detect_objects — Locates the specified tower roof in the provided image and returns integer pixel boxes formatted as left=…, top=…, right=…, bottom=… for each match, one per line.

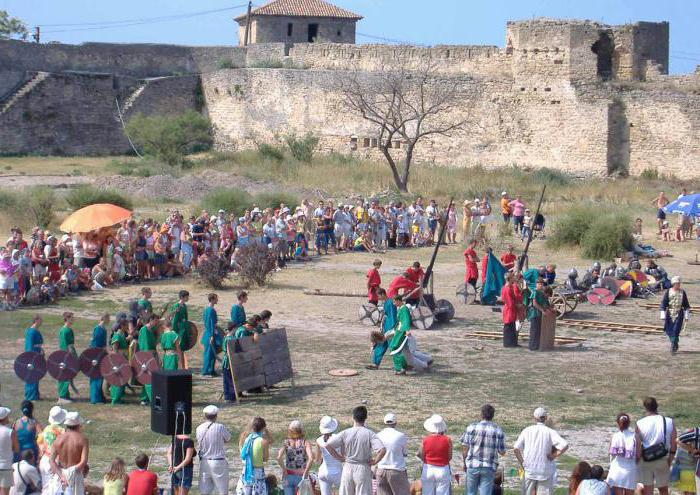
left=235, top=0, right=363, bottom=21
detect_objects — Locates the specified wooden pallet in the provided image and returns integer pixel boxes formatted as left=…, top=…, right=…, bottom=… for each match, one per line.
left=463, top=331, right=584, bottom=345
left=638, top=302, right=694, bottom=312
left=558, top=319, right=664, bottom=335
left=303, top=289, right=365, bottom=297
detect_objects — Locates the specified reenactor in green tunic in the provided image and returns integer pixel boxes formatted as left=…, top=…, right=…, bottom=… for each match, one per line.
left=137, top=315, right=160, bottom=405
left=170, top=290, right=190, bottom=367
left=57, top=312, right=76, bottom=403
left=160, top=321, right=184, bottom=371
left=110, top=326, right=130, bottom=405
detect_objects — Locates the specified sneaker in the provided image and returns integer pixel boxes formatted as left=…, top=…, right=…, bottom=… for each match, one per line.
left=140, top=400, right=150, bottom=406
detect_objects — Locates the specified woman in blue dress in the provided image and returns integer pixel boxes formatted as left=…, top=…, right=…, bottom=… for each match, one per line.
left=89, top=313, right=109, bottom=403
left=201, top=293, right=220, bottom=376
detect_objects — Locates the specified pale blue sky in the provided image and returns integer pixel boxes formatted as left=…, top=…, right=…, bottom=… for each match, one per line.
left=3, top=0, right=699, bottom=73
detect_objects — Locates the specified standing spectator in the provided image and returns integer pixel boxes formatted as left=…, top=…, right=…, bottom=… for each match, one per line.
left=325, top=406, right=386, bottom=495
left=446, top=204, right=457, bottom=244
left=418, top=414, right=452, bottom=495
left=501, top=273, right=523, bottom=348
left=650, top=192, right=670, bottom=236
left=460, top=404, right=506, bottom=495
left=168, top=433, right=195, bottom=495
left=677, top=426, right=700, bottom=495
left=660, top=276, right=690, bottom=354
left=10, top=450, right=40, bottom=495
left=500, top=192, right=512, bottom=224
left=12, top=401, right=41, bottom=463
left=126, top=454, right=158, bottom=495
left=606, top=413, right=638, bottom=495
left=462, top=201, right=473, bottom=242
left=513, top=407, right=569, bottom=495
left=36, top=407, right=65, bottom=493
left=237, top=417, right=272, bottom=495
left=509, top=195, right=526, bottom=234
left=375, top=413, right=410, bottom=495
left=103, top=458, right=129, bottom=495
left=636, top=397, right=676, bottom=495
left=196, top=406, right=231, bottom=495
left=276, top=421, right=313, bottom=495
left=0, top=407, right=17, bottom=495
left=49, top=412, right=89, bottom=495
left=315, top=417, right=341, bottom=495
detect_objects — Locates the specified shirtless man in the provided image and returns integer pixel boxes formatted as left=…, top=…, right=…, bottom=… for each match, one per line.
left=49, top=412, right=89, bottom=495
left=650, top=192, right=670, bottom=235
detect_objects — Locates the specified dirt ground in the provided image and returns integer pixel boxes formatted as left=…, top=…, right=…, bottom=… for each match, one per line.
left=0, top=221, right=698, bottom=491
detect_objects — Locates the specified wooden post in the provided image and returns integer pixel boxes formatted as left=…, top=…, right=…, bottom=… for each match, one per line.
left=226, top=344, right=239, bottom=404
left=243, top=1, right=252, bottom=46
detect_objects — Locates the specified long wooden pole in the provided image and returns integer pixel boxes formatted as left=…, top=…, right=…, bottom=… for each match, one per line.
left=243, top=1, right=252, bottom=46
left=423, top=198, right=454, bottom=290
left=225, top=341, right=239, bottom=404
left=517, top=185, right=546, bottom=273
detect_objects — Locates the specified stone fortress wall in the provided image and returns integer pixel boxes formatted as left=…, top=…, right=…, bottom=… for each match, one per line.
left=0, top=19, right=698, bottom=178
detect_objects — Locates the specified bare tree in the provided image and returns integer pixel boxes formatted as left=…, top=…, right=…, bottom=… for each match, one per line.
left=339, top=63, right=476, bottom=193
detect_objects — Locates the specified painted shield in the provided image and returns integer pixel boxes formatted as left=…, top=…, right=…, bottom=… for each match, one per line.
left=587, top=287, right=615, bottom=306
left=434, top=299, right=455, bottom=323
left=100, top=353, right=133, bottom=387
left=47, top=350, right=80, bottom=382
left=79, top=348, right=107, bottom=379
left=14, top=352, right=47, bottom=383
left=410, top=304, right=435, bottom=330
left=182, top=322, right=198, bottom=352
left=600, top=277, right=620, bottom=297
left=358, top=303, right=382, bottom=326
left=617, top=280, right=633, bottom=298
left=131, top=351, right=160, bottom=385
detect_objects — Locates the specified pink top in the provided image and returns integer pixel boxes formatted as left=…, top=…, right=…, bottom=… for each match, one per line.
left=509, top=200, right=525, bottom=217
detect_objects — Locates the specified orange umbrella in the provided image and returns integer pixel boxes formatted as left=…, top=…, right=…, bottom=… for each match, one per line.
left=60, top=203, right=132, bottom=233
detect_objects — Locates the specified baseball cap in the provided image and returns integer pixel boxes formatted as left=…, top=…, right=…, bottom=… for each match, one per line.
left=533, top=407, right=547, bottom=419
left=383, top=413, right=397, bottom=425
left=203, top=405, right=219, bottom=416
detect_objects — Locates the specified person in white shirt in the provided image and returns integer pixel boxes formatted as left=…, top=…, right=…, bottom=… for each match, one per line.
left=0, top=408, right=18, bottom=495
left=375, top=413, right=409, bottom=495
left=513, top=407, right=568, bottom=495
left=635, top=397, right=676, bottom=495
left=10, top=450, right=41, bottom=495
left=315, top=416, right=342, bottom=495
left=196, top=405, right=231, bottom=495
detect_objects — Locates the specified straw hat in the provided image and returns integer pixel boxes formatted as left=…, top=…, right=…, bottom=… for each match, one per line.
left=423, top=414, right=447, bottom=433
left=48, top=406, right=67, bottom=425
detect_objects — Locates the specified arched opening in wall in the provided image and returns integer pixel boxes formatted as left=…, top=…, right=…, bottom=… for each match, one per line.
left=591, top=32, right=614, bottom=81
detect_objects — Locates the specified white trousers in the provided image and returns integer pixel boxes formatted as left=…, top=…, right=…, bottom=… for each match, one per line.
left=199, top=459, right=229, bottom=495
left=421, top=464, right=451, bottom=495
left=317, top=464, right=341, bottom=495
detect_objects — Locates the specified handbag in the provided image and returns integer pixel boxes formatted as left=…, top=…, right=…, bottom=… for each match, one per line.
left=642, top=416, right=668, bottom=462
left=296, top=478, right=314, bottom=495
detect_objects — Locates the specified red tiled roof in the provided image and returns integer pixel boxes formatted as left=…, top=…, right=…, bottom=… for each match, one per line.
left=235, top=0, right=363, bottom=21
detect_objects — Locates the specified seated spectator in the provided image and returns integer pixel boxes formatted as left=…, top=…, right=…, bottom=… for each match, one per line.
left=11, top=449, right=41, bottom=495
left=576, top=465, right=609, bottom=495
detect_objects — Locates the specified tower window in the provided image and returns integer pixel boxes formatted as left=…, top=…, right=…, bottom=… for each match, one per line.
left=287, top=23, right=293, bottom=37
left=337, top=29, right=342, bottom=36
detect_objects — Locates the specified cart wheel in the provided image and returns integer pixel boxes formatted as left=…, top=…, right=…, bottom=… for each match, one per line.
left=358, top=303, right=382, bottom=326
left=565, top=297, right=578, bottom=315
left=550, top=294, right=567, bottom=320
left=434, top=299, right=455, bottom=323
left=456, top=283, right=476, bottom=305
left=410, top=304, right=435, bottom=330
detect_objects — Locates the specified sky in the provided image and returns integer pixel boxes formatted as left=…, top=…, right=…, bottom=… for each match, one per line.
left=3, top=0, right=700, bottom=74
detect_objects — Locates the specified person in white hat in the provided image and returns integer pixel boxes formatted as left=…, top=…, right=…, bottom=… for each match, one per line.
left=49, top=412, right=88, bottom=495
left=0, top=407, right=14, bottom=495
left=196, top=405, right=231, bottom=495
left=37, top=407, right=66, bottom=492
left=316, top=416, right=341, bottom=495
left=660, top=275, right=690, bottom=354
left=375, top=413, right=410, bottom=495
left=513, top=408, right=568, bottom=495
left=417, top=415, right=451, bottom=495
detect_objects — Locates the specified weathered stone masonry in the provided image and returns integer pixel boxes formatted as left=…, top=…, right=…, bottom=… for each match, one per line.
left=0, top=19, right=698, bottom=178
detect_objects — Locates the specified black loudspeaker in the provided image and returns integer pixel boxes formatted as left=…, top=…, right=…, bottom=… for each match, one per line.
left=151, top=370, right=192, bottom=435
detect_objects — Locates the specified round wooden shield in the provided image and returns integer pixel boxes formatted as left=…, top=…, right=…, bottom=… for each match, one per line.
left=587, top=288, right=615, bottom=306
left=47, top=350, right=80, bottom=382
left=434, top=299, right=455, bottom=323
left=410, top=304, right=435, bottom=330
left=182, top=322, right=198, bottom=352
left=358, top=303, right=382, bottom=326
left=79, top=348, right=107, bottom=379
left=14, top=352, right=47, bottom=383
left=600, top=277, right=620, bottom=297
left=131, top=351, right=160, bottom=385
left=100, top=353, right=133, bottom=387
left=456, top=283, right=477, bottom=305
left=329, top=368, right=359, bottom=377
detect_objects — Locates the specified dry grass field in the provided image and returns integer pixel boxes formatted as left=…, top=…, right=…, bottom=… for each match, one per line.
left=0, top=155, right=698, bottom=492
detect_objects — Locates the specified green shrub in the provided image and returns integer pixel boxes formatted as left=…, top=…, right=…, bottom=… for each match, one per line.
left=532, top=167, right=571, bottom=186
left=106, top=159, right=176, bottom=178
left=257, top=143, right=285, bottom=161
left=66, top=185, right=133, bottom=211
left=235, top=243, right=277, bottom=287
left=547, top=205, right=596, bottom=249
left=285, top=133, right=318, bottom=163
left=28, top=186, right=56, bottom=228
left=0, top=189, right=20, bottom=211
left=581, top=214, right=634, bottom=259
left=639, top=168, right=659, bottom=180
left=125, top=111, right=213, bottom=165
left=217, top=58, right=237, bottom=69
left=200, top=188, right=253, bottom=216
left=254, top=191, right=299, bottom=210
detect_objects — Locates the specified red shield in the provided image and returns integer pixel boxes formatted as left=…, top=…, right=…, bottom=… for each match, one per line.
left=14, top=352, right=47, bottom=383
left=100, top=353, right=133, bottom=387
left=47, top=350, right=80, bottom=382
